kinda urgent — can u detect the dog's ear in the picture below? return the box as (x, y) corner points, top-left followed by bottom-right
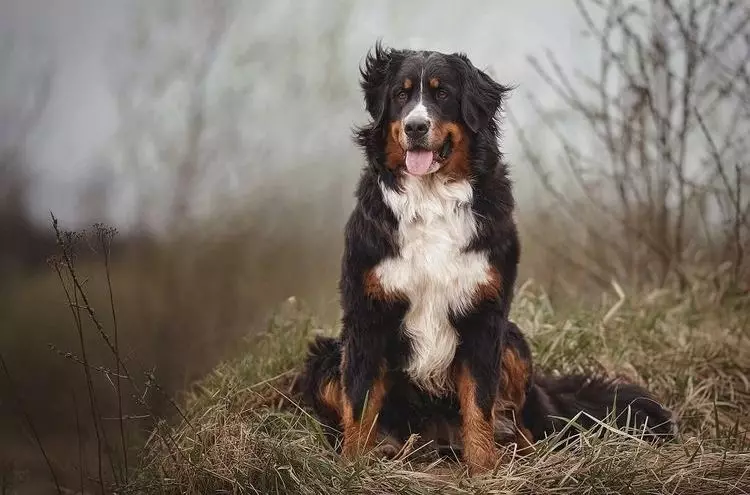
(360, 41), (400, 125)
(453, 54), (511, 133)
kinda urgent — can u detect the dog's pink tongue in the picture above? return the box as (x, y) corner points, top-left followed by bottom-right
(405, 150), (434, 175)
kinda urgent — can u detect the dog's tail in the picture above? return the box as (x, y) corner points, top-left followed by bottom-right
(522, 372), (677, 443)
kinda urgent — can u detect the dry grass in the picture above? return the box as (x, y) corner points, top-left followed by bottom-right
(124, 279), (750, 495)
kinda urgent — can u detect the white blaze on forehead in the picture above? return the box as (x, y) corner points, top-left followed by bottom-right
(404, 68), (431, 124)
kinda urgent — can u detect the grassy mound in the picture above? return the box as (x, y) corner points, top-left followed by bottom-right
(125, 282), (750, 494)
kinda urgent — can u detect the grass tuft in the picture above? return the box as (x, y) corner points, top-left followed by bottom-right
(124, 282), (750, 494)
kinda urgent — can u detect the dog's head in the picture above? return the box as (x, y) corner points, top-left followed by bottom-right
(358, 42), (510, 178)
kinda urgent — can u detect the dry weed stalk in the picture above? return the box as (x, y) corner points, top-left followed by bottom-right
(46, 215), (200, 493)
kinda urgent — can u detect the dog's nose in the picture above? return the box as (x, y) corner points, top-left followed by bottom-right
(404, 118), (430, 139)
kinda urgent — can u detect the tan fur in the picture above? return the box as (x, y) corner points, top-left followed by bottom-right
(341, 364), (387, 459)
(498, 347), (529, 412)
(434, 121), (470, 179)
(319, 380), (342, 415)
(455, 364), (499, 474)
(473, 266), (502, 305)
(363, 268), (405, 302)
(385, 122), (405, 170)
(495, 347), (534, 455)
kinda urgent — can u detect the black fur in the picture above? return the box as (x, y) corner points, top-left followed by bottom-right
(523, 374), (676, 443)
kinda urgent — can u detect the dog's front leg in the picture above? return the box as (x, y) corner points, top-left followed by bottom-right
(452, 302), (505, 475)
(339, 272), (406, 460)
(339, 334), (388, 459)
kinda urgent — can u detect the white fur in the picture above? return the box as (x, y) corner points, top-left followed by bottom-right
(405, 101), (429, 122)
(404, 68), (432, 128)
(377, 176), (492, 395)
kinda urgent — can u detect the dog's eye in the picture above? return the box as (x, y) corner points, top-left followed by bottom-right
(436, 89), (449, 101)
(396, 90), (408, 103)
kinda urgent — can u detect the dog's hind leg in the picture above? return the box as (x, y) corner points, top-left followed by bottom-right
(495, 321), (536, 455)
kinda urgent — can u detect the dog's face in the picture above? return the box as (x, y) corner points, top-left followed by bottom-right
(359, 43), (509, 178)
(388, 54), (464, 176)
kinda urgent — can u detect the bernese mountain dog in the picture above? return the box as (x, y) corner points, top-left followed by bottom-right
(298, 43), (676, 475)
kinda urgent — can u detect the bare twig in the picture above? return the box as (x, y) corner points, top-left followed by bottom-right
(72, 389), (85, 495)
(95, 223), (129, 482)
(517, 0), (749, 291)
(49, 223), (107, 493)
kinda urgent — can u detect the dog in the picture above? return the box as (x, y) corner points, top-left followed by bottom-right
(335, 43), (519, 473)
(298, 322), (676, 463)
(307, 43), (674, 474)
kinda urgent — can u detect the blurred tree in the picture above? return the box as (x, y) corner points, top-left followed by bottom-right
(515, 0), (749, 292)
(99, 0), (359, 410)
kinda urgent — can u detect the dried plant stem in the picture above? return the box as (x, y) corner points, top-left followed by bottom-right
(98, 226), (129, 482)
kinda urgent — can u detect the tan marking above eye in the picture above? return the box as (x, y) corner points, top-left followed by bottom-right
(429, 77), (440, 88)
(403, 78), (413, 89)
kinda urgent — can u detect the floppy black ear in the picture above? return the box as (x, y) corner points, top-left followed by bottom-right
(454, 54), (511, 133)
(359, 41), (399, 125)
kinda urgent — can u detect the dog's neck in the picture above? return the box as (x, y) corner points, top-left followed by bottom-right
(381, 174), (473, 222)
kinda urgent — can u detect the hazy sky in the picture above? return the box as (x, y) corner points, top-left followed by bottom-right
(1, 0), (594, 229)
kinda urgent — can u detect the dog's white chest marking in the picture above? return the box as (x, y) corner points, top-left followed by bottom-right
(377, 176), (492, 394)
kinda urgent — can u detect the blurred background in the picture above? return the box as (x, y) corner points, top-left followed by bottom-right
(1, 0), (747, 492)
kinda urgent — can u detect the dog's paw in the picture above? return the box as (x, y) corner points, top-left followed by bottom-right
(371, 434), (403, 459)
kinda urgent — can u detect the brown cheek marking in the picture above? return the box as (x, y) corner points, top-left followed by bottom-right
(429, 77), (440, 88)
(455, 364), (499, 474)
(435, 122), (471, 179)
(385, 122), (405, 170)
(474, 267), (502, 305)
(341, 365), (387, 459)
(364, 268), (406, 302)
(403, 78), (413, 89)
